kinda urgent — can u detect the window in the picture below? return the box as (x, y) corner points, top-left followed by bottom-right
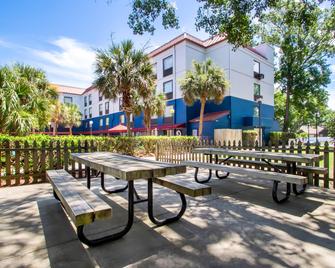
(99, 118), (103, 127)
(105, 102), (109, 114)
(84, 109), (87, 119)
(99, 92), (103, 101)
(84, 96), (87, 107)
(88, 94), (92, 105)
(64, 96), (73, 104)
(99, 104), (103, 116)
(192, 129), (198, 136)
(253, 60), (260, 74)
(253, 106), (259, 117)
(120, 114), (125, 124)
(164, 105), (174, 117)
(163, 55), (173, 77)
(106, 117), (110, 126)
(163, 80), (173, 99)
(85, 122), (89, 129)
(254, 83), (261, 97)
(89, 107), (92, 118)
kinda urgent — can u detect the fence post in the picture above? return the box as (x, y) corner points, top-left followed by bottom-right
(71, 141), (76, 177)
(323, 141), (329, 188)
(314, 142), (320, 187)
(64, 141), (69, 172)
(14, 141), (21, 185)
(4, 141), (11, 186)
(24, 141), (30, 184)
(32, 141), (38, 183)
(41, 141), (46, 182)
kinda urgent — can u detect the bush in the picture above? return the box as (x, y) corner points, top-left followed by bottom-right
(242, 130), (258, 145)
(0, 134), (197, 156)
(269, 132), (296, 144)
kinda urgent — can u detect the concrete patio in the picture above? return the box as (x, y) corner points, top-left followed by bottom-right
(1, 169), (334, 268)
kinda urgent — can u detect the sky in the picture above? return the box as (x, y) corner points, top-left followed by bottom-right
(0, 0), (334, 109)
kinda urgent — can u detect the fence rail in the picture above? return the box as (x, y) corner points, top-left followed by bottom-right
(156, 140), (335, 189)
(0, 140), (97, 187)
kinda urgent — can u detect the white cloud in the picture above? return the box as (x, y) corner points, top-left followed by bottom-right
(31, 37), (96, 87)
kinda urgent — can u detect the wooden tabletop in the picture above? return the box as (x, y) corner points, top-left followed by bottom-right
(192, 148), (322, 164)
(71, 152), (186, 181)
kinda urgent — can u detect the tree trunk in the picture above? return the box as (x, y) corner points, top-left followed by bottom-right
(147, 121), (151, 136)
(69, 126), (73, 135)
(125, 112), (132, 137)
(52, 123), (57, 136)
(199, 98), (206, 137)
(283, 86), (291, 132)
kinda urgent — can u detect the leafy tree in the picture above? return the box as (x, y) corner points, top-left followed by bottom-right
(259, 1), (335, 132)
(94, 40), (154, 136)
(0, 64), (57, 135)
(179, 59), (228, 137)
(63, 103), (82, 135)
(127, 0), (334, 47)
(134, 88), (165, 135)
(324, 110), (335, 139)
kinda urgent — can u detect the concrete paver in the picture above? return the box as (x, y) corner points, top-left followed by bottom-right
(0, 170), (334, 268)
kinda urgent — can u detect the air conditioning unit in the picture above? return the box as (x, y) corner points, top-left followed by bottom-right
(254, 72), (265, 80)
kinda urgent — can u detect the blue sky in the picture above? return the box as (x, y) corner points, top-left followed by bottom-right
(0, 0), (334, 108)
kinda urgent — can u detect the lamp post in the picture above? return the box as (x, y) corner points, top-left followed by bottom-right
(170, 107), (175, 136)
(89, 120), (93, 136)
(315, 111), (320, 144)
(255, 96), (263, 145)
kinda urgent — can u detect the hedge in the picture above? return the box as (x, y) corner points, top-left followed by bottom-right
(0, 134), (198, 156)
(242, 130), (258, 145)
(269, 132), (296, 144)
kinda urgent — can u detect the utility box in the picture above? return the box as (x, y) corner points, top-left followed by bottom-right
(214, 129), (242, 144)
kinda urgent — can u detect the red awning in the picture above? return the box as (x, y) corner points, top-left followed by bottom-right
(132, 123), (186, 132)
(189, 111), (230, 123)
(107, 124), (128, 133)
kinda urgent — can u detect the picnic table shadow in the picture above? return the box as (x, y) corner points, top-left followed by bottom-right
(37, 190), (226, 268)
(37, 175), (334, 268)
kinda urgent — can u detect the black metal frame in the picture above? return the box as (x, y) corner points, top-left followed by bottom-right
(64, 166), (188, 246)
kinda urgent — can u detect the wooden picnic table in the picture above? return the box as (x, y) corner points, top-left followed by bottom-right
(69, 152), (194, 245)
(192, 148), (322, 197)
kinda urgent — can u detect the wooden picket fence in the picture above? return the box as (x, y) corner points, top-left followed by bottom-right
(0, 140), (97, 187)
(156, 139), (335, 189)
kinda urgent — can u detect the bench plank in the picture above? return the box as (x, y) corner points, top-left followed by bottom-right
(182, 161), (307, 185)
(47, 170), (112, 226)
(221, 159), (328, 174)
(153, 177), (211, 197)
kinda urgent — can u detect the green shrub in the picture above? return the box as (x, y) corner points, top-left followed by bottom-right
(0, 134), (197, 156)
(269, 132), (296, 144)
(242, 130), (258, 145)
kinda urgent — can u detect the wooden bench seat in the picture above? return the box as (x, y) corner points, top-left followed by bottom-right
(219, 158), (328, 175)
(182, 161), (307, 185)
(153, 177), (211, 197)
(47, 169), (114, 246)
(47, 169), (112, 227)
(182, 160), (308, 204)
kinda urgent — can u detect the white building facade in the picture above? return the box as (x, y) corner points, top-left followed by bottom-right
(58, 33), (279, 139)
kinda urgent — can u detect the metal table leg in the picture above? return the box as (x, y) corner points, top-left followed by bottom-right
(86, 166), (91, 189)
(215, 155), (231, 179)
(147, 178), (186, 226)
(101, 172), (128, 194)
(77, 181), (135, 247)
(291, 162), (307, 195)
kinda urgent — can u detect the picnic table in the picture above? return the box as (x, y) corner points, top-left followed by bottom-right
(61, 152), (211, 246)
(184, 148), (324, 203)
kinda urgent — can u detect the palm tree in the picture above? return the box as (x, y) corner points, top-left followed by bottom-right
(94, 40), (154, 136)
(134, 88), (166, 135)
(63, 103), (82, 135)
(179, 59), (229, 137)
(49, 101), (64, 136)
(0, 64), (57, 135)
